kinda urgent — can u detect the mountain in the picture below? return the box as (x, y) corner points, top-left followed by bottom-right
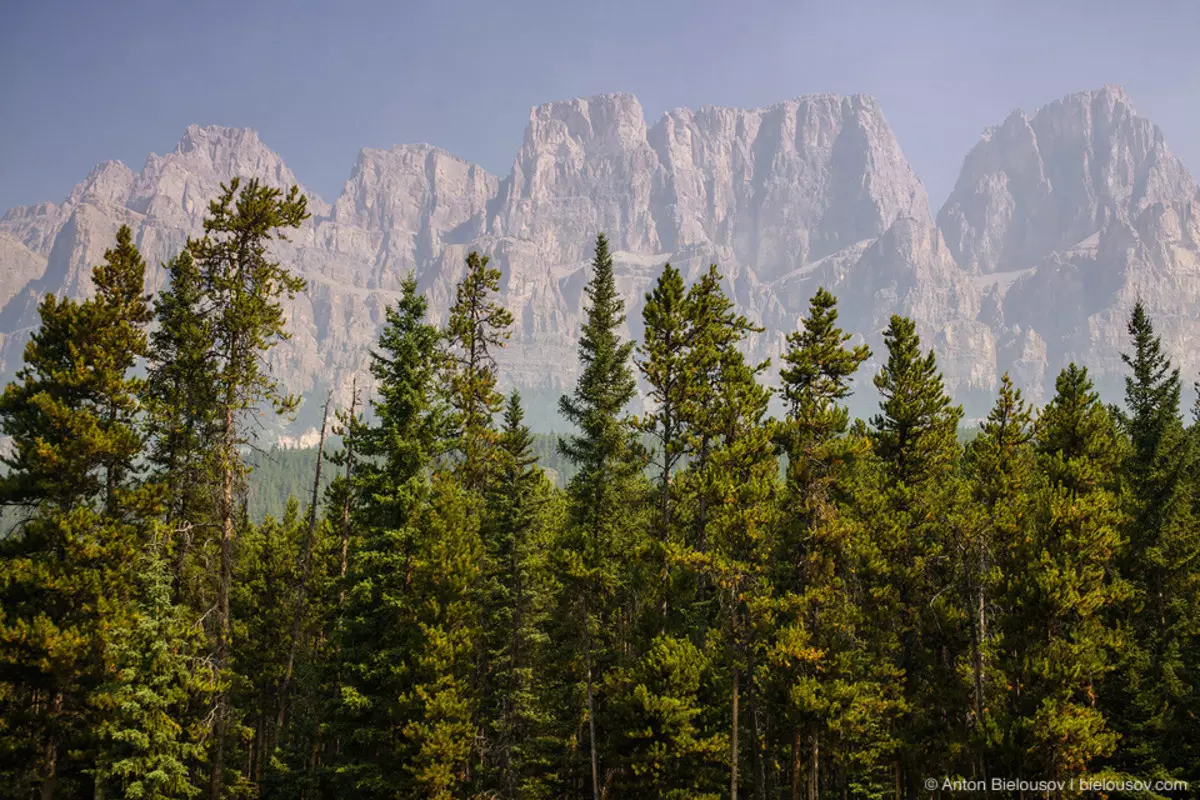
(2, 86), (1197, 436)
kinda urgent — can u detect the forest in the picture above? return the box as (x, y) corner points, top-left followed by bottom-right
(1, 177), (1198, 800)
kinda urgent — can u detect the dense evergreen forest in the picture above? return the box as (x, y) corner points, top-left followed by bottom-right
(2, 178), (1198, 800)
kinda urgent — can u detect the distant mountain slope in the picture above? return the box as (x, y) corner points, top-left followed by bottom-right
(2, 86), (1197, 435)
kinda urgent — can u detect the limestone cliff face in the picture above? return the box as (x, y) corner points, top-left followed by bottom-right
(938, 85), (1196, 276)
(936, 86), (1200, 403)
(2, 86), (1197, 436)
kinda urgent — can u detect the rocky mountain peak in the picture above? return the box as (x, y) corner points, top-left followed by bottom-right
(939, 84), (1196, 275)
(4, 86), (1200, 436)
(65, 160), (136, 209)
(524, 92), (648, 151)
(649, 91), (929, 281)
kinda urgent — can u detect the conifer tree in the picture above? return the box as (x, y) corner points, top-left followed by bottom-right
(871, 316), (961, 487)
(187, 177), (309, 798)
(145, 247), (220, 597)
(1011, 364), (1127, 781)
(698, 341), (777, 800)
(335, 274), (468, 798)
(1108, 302), (1200, 777)
(677, 265), (761, 560)
(444, 250), (513, 491)
(665, 264), (774, 798)
(605, 634), (725, 799)
(479, 392), (559, 797)
(867, 314), (966, 792)
(768, 287), (884, 799)
(0, 226), (155, 797)
(636, 263), (690, 633)
(556, 233), (648, 800)
(92, 548), (212, 800)
(231, 499), (303, 787)
(961, 373), (1037, 779)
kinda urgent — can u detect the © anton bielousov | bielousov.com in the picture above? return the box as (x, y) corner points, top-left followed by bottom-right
(935, 777), (1192, 794)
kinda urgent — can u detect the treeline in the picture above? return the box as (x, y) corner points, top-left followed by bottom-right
(1, 178), (1198, 800)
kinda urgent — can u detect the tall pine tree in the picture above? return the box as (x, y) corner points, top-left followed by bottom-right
(556, 233), (648, 800)
(187, 178), (309, 798)
(0, 226), (156, 798)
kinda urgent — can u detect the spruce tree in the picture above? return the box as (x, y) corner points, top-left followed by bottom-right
(867, 314), (966, 792)
(1014, 364), (1127, 781)
(1108, 302), (1200, 778)
(230, 500), (303, 788)
(636, 263), (690, 633)
(335, 274), (469, 798)
(443, 250), (513, 492)
(92, 548), (212, 800)
(0, 226), (155, 797)
(145, 247), (220, 591)
(871, 315), (961, 487)
(187, 178), (309, 798)
(556, 233), (648, 800)
(479, 392), (559, 797)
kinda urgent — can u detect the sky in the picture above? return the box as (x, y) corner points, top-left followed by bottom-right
(2, 0), (1199, 214)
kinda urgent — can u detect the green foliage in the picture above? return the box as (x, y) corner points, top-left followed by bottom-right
(555, 233), (649, 798)
(871, 315), (963, 487)
(0, 226), (157, 797)
(1108, 302), (1200, 778)
(443, 250), (513, 491)
(92, 548), (212, 800)
(6, 205), (1200, 800)
(478, 393), (561, 797)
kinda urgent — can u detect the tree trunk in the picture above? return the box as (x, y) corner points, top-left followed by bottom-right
(277, 394), (332, 738)
(808, 732), (819, 800)
(40, 692), (61, 800)
(210, 405), (235, 800)
(792, 728), (803, 800)
(730, 668), (740, 800)
(973, 576), (987, 780)
(586, 626), (600, 800)
(751, 670), (765, 797)
(337, 380), (359, 615)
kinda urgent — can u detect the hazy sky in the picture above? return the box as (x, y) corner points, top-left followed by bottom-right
(2, 0), (1199, 214)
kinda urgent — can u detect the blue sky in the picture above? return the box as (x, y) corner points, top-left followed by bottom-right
(2, 0), (1198, 213)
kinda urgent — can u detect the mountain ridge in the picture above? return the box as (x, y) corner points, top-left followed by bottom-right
(3, 85), (1197, 435)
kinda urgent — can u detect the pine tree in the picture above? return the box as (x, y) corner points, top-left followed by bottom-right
(1011, 364), (1127, 781)
(556, 233), (648, 800)
(92, 548), (212, 800)
(867, 314), (966, 793)
(605, 634), (725, 799)
(479, 392), (559, 797)
(1108, 301), (1200, 778)
(335, 274), (470, 798)
(677, 265), (761, 560)
(187, 177), (309, 798)
(768, 287), (887, 800)
(697, 343), (777, 800)
(666, 264), (775, 798)
(443, 250), (513, 492)
(399, 473), (483, 800)
(961, 373), (1037, 780)
(636, 263), (690, 634)
(0, 226), (155, 797)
